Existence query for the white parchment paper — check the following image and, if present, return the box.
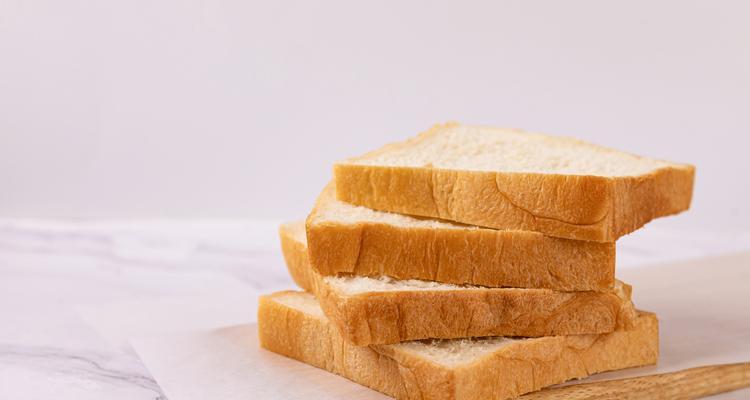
[80,253,750,399]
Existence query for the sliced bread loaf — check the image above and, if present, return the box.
[280,222,637,346]
[334,123,695,242]
[307,183,615,291]
[258,291,659,400]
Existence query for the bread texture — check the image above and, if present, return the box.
[280,222,637,346]
[334,123,695,242]
[258,291,659,400]
[307,183,615,291]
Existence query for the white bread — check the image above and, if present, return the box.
[258,291,659,400]
[280,222,637,346]
[307,183,615,291]
[334,123,695,242]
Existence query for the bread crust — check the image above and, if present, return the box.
[258,291,659,400]
[281,222,637,346]
[306,184,615,291]
[334,123,695,242]
[279,223,315,290]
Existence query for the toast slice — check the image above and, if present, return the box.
[334,123,695,242]
[280,222,637,346]
[258,291,659,400]
[307,183,615,291]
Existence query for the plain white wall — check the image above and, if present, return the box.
[1,0,748,230]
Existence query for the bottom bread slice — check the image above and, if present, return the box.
[258,291,659,400]
[280,221,637,346]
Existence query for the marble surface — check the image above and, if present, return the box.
[1,219,749,399]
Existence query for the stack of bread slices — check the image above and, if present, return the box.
[259,123,695,400]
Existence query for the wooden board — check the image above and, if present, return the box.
[132,252,750,400]
[523,362,750,399]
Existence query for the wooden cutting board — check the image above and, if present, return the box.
[133,252,750,400]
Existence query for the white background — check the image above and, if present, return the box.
[1,0,748,231]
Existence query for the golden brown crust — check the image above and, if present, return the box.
[279,224,315,292]
[280,222,637,346]
[258,291,659,400]
[258,293,412,398]
[611,165,695,239]
[306,186,616,291]
[317,281,637,345]
[333,138,695,243]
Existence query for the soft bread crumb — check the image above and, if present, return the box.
[324,275,475,294]
[394,337,521,367]
[271,291,325,318]
[346,124,672,177]
[284,220,307,243]
[311,190,470,229]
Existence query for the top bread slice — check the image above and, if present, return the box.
[334,123,695,242]
[307,183,615,291]
[258,291,659,400]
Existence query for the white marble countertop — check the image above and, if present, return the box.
[1,219,749,399]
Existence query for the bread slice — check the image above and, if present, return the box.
[307,183,615,291]
[258,291,659,400]
[334,123,695,242]
[280,222,637,346]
